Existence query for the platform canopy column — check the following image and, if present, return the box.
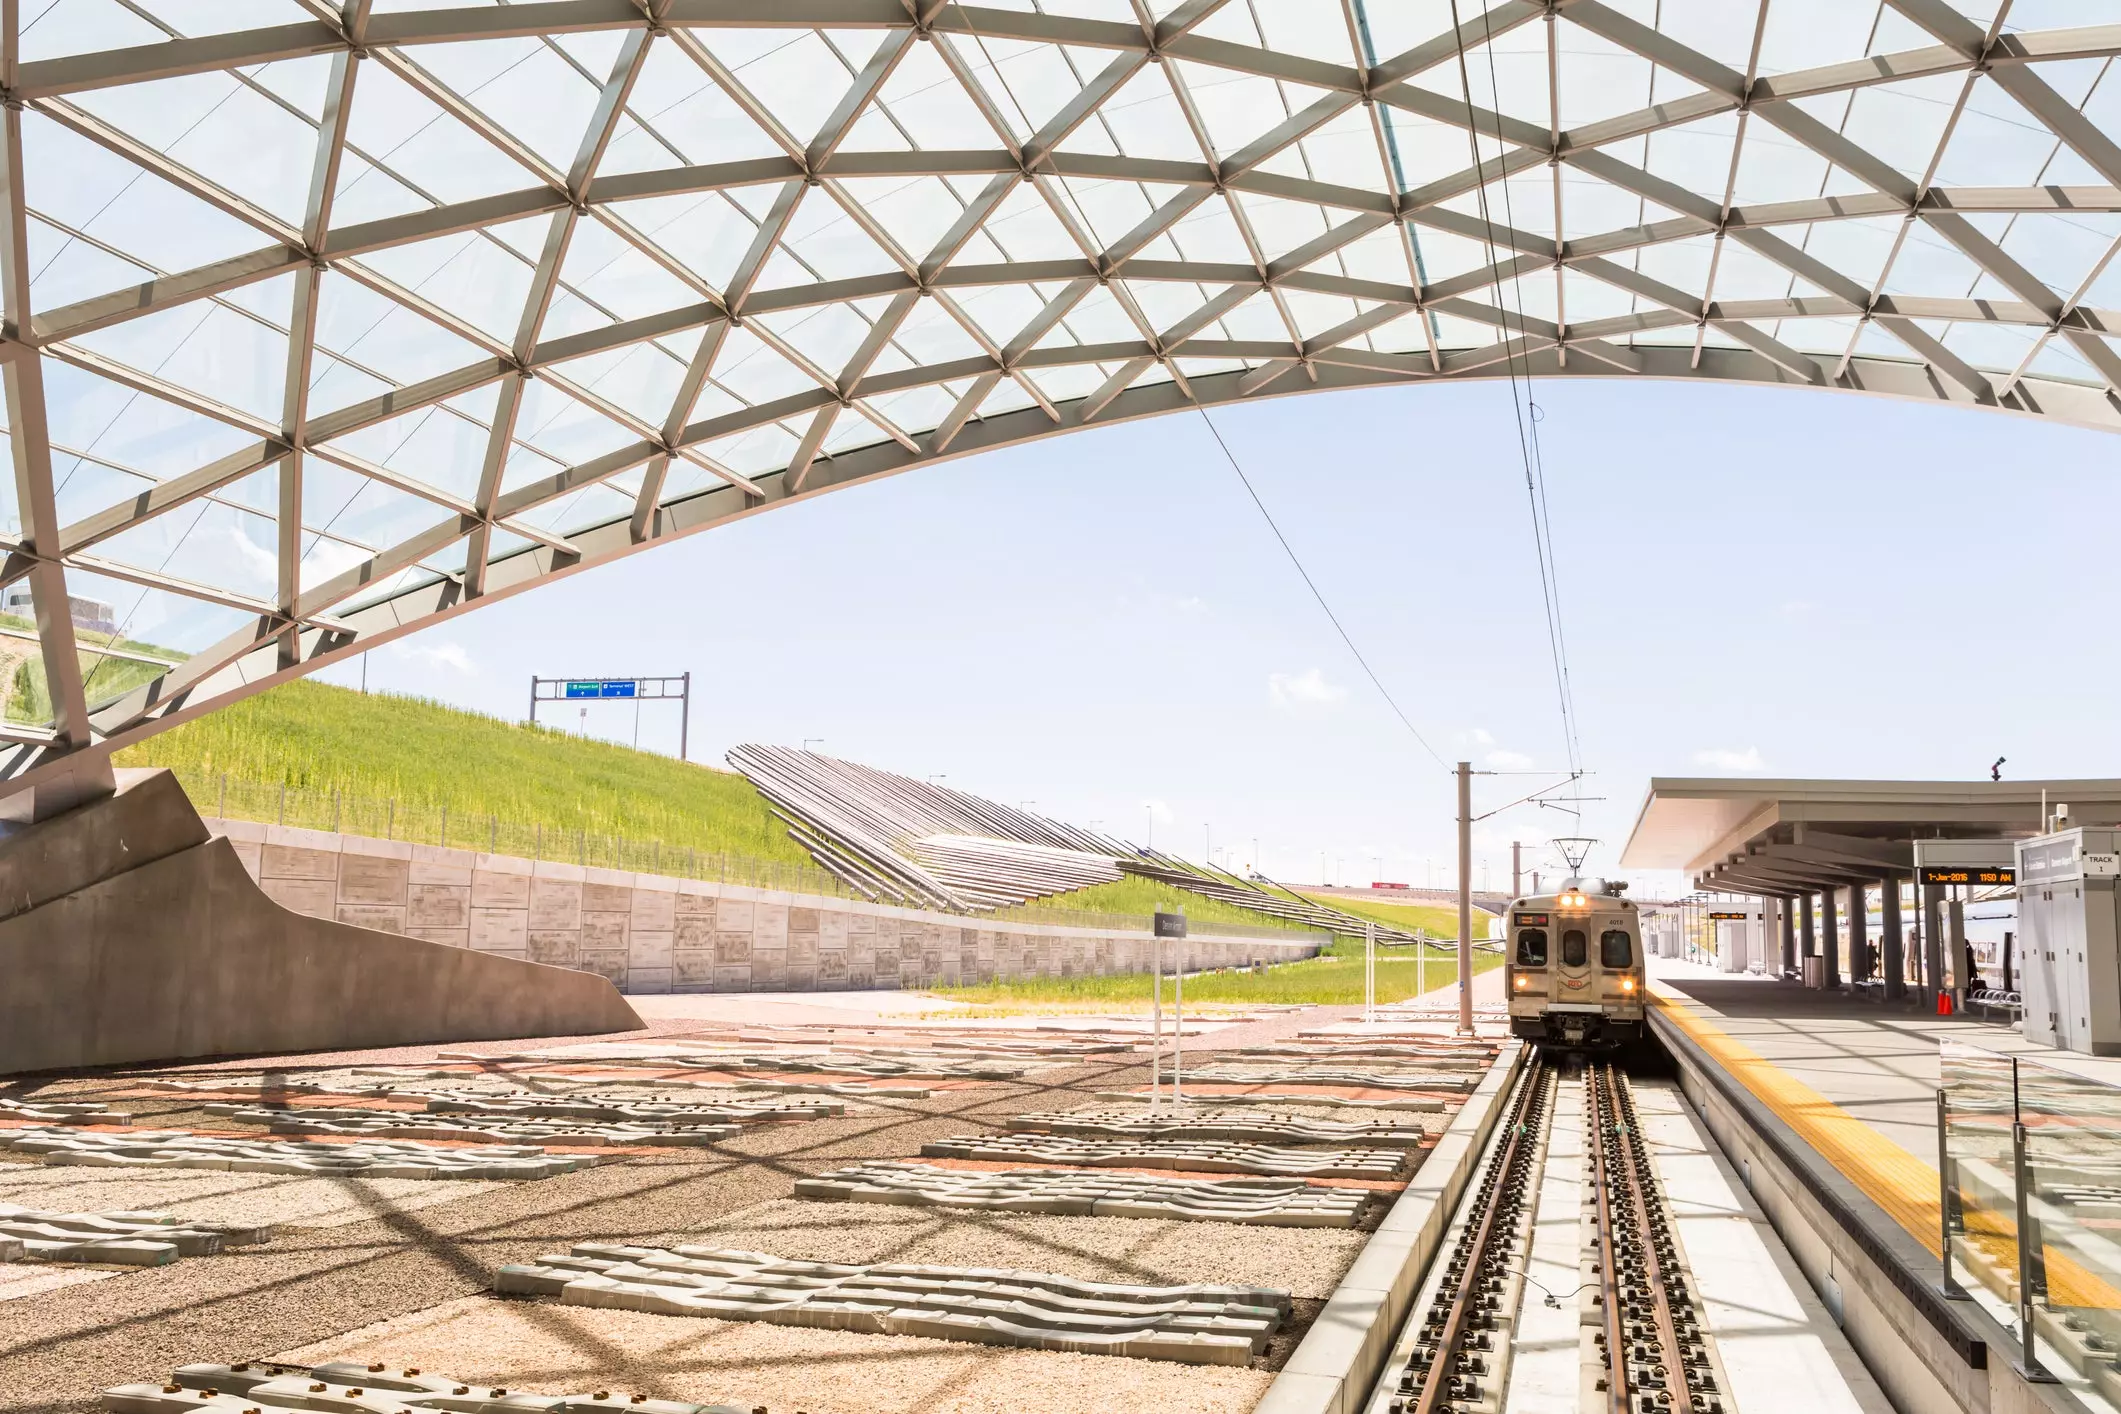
[1881,877,1905,1002]
[1849,883,1870,985]
[1781,898,1797,977]
[1923,884,1947,1007]
[1820,887,1840,989]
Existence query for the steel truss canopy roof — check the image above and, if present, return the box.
[1621,776,2121,895]
[3,0,2121,797]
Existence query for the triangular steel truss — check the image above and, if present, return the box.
[2,0,2119,798]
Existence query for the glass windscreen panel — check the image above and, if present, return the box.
[1600,929,1633,968]
[1515,929,1548,967]
[1561,929,1587,967]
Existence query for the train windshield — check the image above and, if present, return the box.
[1561,929,1588,966]
[1515,929,1548,966]
[1601,929,1634,968]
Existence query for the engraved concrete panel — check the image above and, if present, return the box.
[674,888,717,920]
[714,932,751,965]
[753,903,788,948]
[408,852,474,886]
[579,952,626,987]
[260,877,336,919]
[673,950,714,988]
[629,931,673,970]
[469,908,529,953]
[528,878,583,931]
[528,931,577,967]
[407,883,470,929]
[819,911,849,948]
[626,966,672,995]
[406,927,468,949]
[471,869,531,910]
[788,933,817,967]
[334,904,406,933]
[581,911,629,951]
[582,882,631,915]
[336,853,409,906]
[630,888,675,933]
[675,915,715,950]
[260,844,338,880]
[715,897,754,932]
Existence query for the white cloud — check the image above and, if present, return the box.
[389,640,475,674]
[1140,799,1174,824]
[1174,595,1207,615]
[1487,749,1534,770]
[1694,746,1766,772]
[1268,668,1347,710]
[1468,728,1496,746]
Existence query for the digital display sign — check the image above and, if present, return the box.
[1515,913,1550,927]
[1708,911,1749,920]
[1918,866,2014,886]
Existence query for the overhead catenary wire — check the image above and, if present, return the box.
[1448,0,1585,781]
[1193,408,1448,773]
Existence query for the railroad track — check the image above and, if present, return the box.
[1381,1059,1728,1414]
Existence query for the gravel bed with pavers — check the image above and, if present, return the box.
[0,1162,504,1234]
[107,1361,738,1413]
[793,1161,1369,1226]
[205,1107,739,1148]
[1177,1065,1480,1091]
[4,1012,1493,1413]
[272,1296,1278,1414]
[495,1243,1290,1364]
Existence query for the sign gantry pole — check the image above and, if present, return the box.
[1154,908,1188,1112]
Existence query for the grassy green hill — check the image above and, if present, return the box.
[1299,893,1466,937]
[114,680,809,864]
[1010,875,1314,935]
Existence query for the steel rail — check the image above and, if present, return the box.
[1591,1063,1721,1414]
[1399,1057,1549,1414]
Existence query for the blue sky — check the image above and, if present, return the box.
[312,375,2118,898]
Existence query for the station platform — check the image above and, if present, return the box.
[1647,957,2043,1254]
[1647,957,2121,1414]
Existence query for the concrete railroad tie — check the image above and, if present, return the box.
[105,1362,739,1413]
[0,1097,129,1125]
[794,1161,1369,1227]
[919,1134,1407,1179]
[1097,1090,1447,1113]
[0,1203,270,1267]
[204,1106,738,1148]
[159,1078,844,1121]
[1180,1066,1479,1093]
[0,1128,596,1180]
[495,1244,1291,1366]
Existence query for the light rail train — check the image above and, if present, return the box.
[1503,878,1645,1051]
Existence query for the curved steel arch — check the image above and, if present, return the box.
[2,0,2120,802]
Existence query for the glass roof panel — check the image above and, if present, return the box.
[11,0,2121,747]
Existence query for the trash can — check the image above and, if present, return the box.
[1803,955,1824,989]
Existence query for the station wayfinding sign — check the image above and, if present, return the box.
[1153,911,1188,939]
[1708,910,1750,920]
[565,679,637,699]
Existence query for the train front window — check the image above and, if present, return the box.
[1561,929,1587,967]
[1601,929,1634,968]
[1515,929,1548,966]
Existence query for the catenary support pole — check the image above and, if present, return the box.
[1457,760,1473,1036]
[1364,921,1376,1023]
[1511,840,1521,898]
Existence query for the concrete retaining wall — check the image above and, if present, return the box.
[206,818,1320,996]
[0,770,641,1075]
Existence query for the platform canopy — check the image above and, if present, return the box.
[1621,777,2121,895]
[4,1,2121,803]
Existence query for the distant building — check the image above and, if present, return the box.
[0,585,118,636]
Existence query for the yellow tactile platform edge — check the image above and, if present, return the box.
[1650,988,2121,1310]
[1649,988,1945,1256]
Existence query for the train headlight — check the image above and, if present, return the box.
[1513,974,1527,989]
[1622,978,1635,992]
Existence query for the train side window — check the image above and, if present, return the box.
[1561,929,1587,966]
[1601,929,1634,968]
[1515,929,1548,966]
